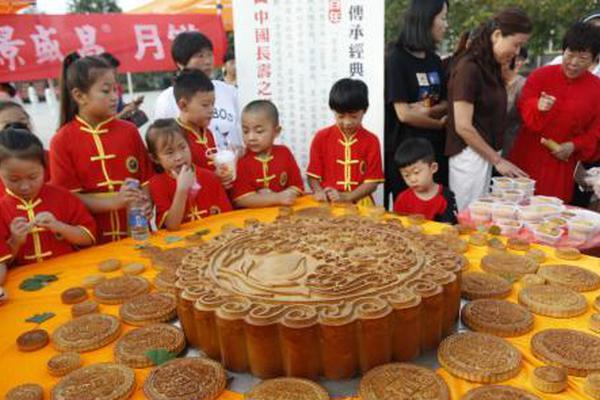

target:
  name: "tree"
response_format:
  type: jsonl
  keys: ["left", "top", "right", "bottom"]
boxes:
{"left": 385, "top": 0, "right": 600, "bottom": 57}
{"left": 68, "top": 0, "right": 122, "bottom": 13}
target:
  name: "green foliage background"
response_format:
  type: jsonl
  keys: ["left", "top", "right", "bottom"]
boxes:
{"left": 386, "top": 0, "right": 600, "bottom": 56}
{"left": 68, "top": 0, "right": 122, "bottom": 13}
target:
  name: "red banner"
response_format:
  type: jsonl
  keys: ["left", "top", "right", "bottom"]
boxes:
{"left": 0, "top": 13, "right": 227, "bottom": 82}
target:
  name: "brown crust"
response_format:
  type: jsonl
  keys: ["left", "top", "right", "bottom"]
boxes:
{"left": 518, "top": 284, "right": 587, "bottom": 318}
{"left": 61, "top": 287, "right": 89, "bottom": 304}
{"left": 16, "top": 329, "right": 49, "bottom": 352}
{"left": 5, "top": 384, "right": 43, "bottom": 400}
{"left": 52, "top": 313, "right": 121, "bottom": 353}
{"left": 114, "top": 324, "right": 185, "bottom": 368}
{"left": 531, "top": 329, "right": 600, "bottom": 376}
{"left": 531, "top": 365, "right": 567, "bottom": 393}
{"left": 460, "top": 385, "right": 542, "bottom": 400}
{"left": 520, "top": 274, "right": 545, "bottom": 287}
{"left": 595, "top": 295, "right": 600, "bottom": 312}
{"left": 461, "top": 272, "right": 512, "bottom": 300}
{"left": 590, "top": 313, "right": 600, "bottom": 334}
{"left": 461, "top": 299, "right": 534, "bottom": 337}
{"left": 47, "top": 352, "right": 82, "bottom": 377}
{"left": 82, "top": 274, "right": 106, "bottom": 288}
{"left": 584, "top": 373, "right": 600, "bottom": 400}
{"left": 481, "top": 253, "right": 539, "bottom": 280}
{"left": 51, "top": 363, "right": 135, "bottom": 400}
{"left": 507, "top": 238, "right": 531, "bottom": 251}
{"left": 359, "top": 363, "right": 449, "bottom": 400}
{"left": 98, "top": 258, "right": 121, "bottom": 272}
{"left": 119, "top": 292, "right": 176, "bottom": 326}
{"left": 437, "top": 332, "right": 522, "bottom": 383}
{"left": 554, "top": 247, "right": 581, "bottom": 261}
{"left": 122, "top": 262, "right": 145, "bottom": 275}
{"left": 537, "top": 264, "right": 600, "bottom": 292}
{"left": 143, "top": 357, "right": 226, "bottom": 400}
{"left": 525, "top": 249, "right": 546, "bottom": 263}
{"left": 151, "top": 247, "right": 192, "bottom": 271}
{"left": 93, "top": 276, "right": 150, "bottom": 304}
{"left": 245, "top": 377, "right": 330, "bottom": 400}
{"left": 71, "top": 300, "right": 99, "bottom": 318}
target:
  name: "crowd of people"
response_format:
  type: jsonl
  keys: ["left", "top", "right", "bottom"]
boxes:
{"left": 0, "top": 2, "right": 599, "bottom": 287}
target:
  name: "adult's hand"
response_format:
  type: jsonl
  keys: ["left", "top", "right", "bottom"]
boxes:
{"left": 551, "top": 142, "right": 575, "bottom": 161}
{"left": 494, "top": 158, "right": 528, "bottom": 178}
{"left": 537, "top": 92, "right": 556, "bottom": 112}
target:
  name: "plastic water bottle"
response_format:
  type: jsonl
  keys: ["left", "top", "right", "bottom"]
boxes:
{"left": 126, "top": 181, "right": 150, "bottom": 241}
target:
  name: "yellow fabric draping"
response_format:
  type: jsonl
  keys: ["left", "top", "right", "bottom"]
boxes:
{"left": 0, "top": 196, "right": 597, "bottom": 399}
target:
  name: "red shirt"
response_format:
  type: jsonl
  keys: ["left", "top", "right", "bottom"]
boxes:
{"left": 149, "top": 167, "right": 232, "bottom": 229}
{"left": 231, "top": 145, "right": 304, "bottom": 201}
{"left": 509, "top": 66, "right": 600, "bottom": 202}
{"left": 0, "top": 184, "right": 96, "bottom": 266}
{"left": 49, "top": 116, "right": 153, "bottom": 243}
{"left": 393, "top": 185, "right": 457, "bottom": 223}
{"left": 0, "top": 151, "right": 51, "bottom": 197}
{"left": 307, "top": 125, "right": 384, "bottom": 192}
{"left": 176, "top": 119, "right": 217, "bottom": 171}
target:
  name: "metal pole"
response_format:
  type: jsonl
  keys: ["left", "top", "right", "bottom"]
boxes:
{"left": 126, "top": 72, "right": 134, "bottom": 98}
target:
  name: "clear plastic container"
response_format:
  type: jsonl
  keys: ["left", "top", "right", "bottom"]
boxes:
{"left": 501, "top": 189, "right": 525, "bottom": 204}
{"left": 492, "top": 204, "right": 519, "bottom": 220}
{"left": 468, "top": 200, "right": 494, "bottom": 215}
{"left": 567, "top": 219, "right": 597, "bottom": 242}
{"left": 496, "top": 219, "right": 523, "bottom": 236}
{"left": 514, "top": 178, "right": 536, "bottom": 192}
{"left": 532, "top": 226, "right": 562, "bottom": 245}
{"left": 491, "top": 177, "right": 515, "bottom": 190}
{"left": 471, "top": 213, "right": 491, "bottom": 224}
{"left": 520, "top": 204, "right": 564, "bottom": 222}
{"left": 530, "top": 196, "right": 564, "bottom": 206}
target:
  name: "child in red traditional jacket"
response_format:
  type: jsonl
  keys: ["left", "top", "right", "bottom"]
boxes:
{"left": 232, "top": 100, "right": 304, "bottom": 208}
{"left": 307, "top": 78, "right": 384, "bottom": 206}
{"left": 50, "top": 53, "right": 153, "bottom": 243}
{"left": 0, "top": 127, "right": 96, "bottom": 270}
{"left": 146, "top": 119, "right": 232, "bottom": 230}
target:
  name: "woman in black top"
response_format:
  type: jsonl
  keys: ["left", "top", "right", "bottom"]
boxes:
{"left": 385, "top": 0, "right": 450, "bottom": 208}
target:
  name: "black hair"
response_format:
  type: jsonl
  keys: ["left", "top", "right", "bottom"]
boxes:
{"left": 173, "top": 69, "right": 214, "bottom": 103}
{"left": 0, "top": 83, "right": 17, "bottom": 97}
{"left": 224, "top": 49, "right": 235, "bottom": 63}
{"left": 329, "top": 78, "right": 369, "bottom": 113}
{"left": 171, "top": 31, "right": 214, "bottom": 67}
{"left": 145, "top": 118, "right": 186, "bottom": 173}
{"left": 59, "top": 52, "right": 112, "bottom": 127}
{"left": 243, "top": 100, "right": 279, "bottom": 125}
{"left": 99, "top": 52, "right": 121, "bottom": 68}
{"left": 398, "top": 0, "right": 449, "bottom": 52}
{"left": 0, "top": 126, "right": 45, "bottom": 167}
{"left": 394, "top": 137, "right": 435, "bottom": 169}
{"left": 562, "top": 22, "right": 600, "bottom": 60}
{"left": 467, "top": 8, "right": 532, "bottom": 84}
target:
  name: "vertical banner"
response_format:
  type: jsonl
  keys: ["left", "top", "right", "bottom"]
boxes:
{"left": 233, "top": 0, "right": 384, "bottom": 189}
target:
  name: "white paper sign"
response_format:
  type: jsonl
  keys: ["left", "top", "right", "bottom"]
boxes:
{"left": 233, "top": 0, "right": 384, "bottom": 190}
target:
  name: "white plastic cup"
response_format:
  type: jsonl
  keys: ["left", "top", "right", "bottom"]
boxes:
{"left": 213, "top": 149, "right": 237, "bottom": 181}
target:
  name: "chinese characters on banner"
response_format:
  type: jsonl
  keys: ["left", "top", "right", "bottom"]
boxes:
{"left": 0, "top": 14, "right": 227, "bottom": 82}
{"left": 233, "top": 0, "right": 384, "bottom": 178}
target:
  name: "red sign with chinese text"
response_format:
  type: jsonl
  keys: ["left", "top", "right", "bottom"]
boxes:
{"left": 0, "top": 13, "right": 227, "bottom": 82}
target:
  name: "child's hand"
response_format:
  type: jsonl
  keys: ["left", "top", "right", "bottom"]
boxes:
{"left": 325, "top": 187, "right": 351, "bottom": 203}
{"left": 538, "top": 92, "right": 556, "bottom": 112}
{"left": 118, "top": 179, "right": 144, "bottom": 208}
{"left": 34, "top": 211, "right": 61, "bottom": 232}
{"left": 278, "top": 189, "right": 299, "bottom": 206}
{"left": 215, "top": 165, "right": 235, "bottom": 189}
{"left": 175, "top": 165, "right": 196, "bottom": 193}
{"left": 312, "top": 190, "right": 328, "bottom": 202}
{"left": 9, "top": 217, "right": 31, "bottom": 245}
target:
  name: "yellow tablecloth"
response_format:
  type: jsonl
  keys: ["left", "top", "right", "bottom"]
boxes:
{"left": 0, "top": 196, "right": 598, "bottom": 399}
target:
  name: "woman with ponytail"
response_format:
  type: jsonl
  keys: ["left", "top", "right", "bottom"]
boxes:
{"left": 50, "top": 53, "right": 153, "bottom": 244}
{"left": 445, "top": 8, "right": 532, "bottom": 210}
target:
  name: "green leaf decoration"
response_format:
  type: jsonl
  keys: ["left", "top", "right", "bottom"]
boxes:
{"left": 145, "top": 348, "right": 177, "bottom": 366}
{"left": 134, "top": 243, "right": 150, "bottom": 250}
{"left": 164, "top": 235, "right": 183, "bottom": 244}
{"left": 19, "top": 274, "right": 59, "bottom": 291}
{"left": 25, "top": 312, "right": 55, "bottom": 324}
{"left": 195, "top": 228, "right": 210, "bottom": 236}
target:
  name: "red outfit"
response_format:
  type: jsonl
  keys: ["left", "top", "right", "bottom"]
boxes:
{"left": 0, "top": 151, "right": 51, "bottom": 197}
{"left": 0, "top": 184, "right": 96, "bottom": 266}
{"left": 149, "top": 167, "right": 232, "bottom": 229}
{"left": 49, "top": 116, "right": 153, "bottom": 243}
{"left": 232, "top": 145, "right": 304, "bottom": 201}
{"left": 176, "top": 119, "right": 217, "bottom": 171}
{"left": 307, "top": 125, "right": 384, "bottom": 193}
{"left": 393, "top": 185, "right": 457, "bottom": 223}
{"left": 509, "top": 65, "right": 600, "bottom": 203}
